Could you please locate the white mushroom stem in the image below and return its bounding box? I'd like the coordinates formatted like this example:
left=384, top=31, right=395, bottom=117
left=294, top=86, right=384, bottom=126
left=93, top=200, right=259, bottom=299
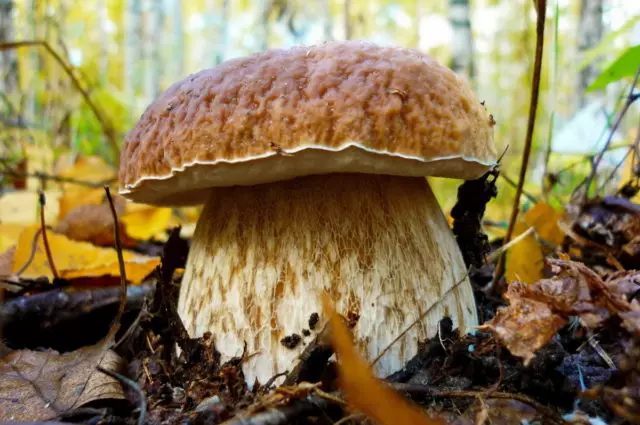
left=177, top=173, right=477, bottom=385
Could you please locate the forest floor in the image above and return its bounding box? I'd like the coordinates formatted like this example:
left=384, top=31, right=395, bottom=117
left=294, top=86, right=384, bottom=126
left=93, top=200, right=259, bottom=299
left=1, top=170, right=639, bottom=425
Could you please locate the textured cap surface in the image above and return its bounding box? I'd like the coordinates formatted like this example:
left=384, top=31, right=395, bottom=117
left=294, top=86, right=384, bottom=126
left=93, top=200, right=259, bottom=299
left=118, top=40, right=497, bottom=205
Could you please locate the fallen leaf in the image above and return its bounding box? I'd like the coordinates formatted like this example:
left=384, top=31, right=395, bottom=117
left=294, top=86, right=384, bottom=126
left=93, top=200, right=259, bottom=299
left=54, top=195, right=137, bottom=248
left=506, top=202, right=565, bottom=284
left=322, top=294, right=445, bottom=425
left=478, top=282, right=567, bottom=365
left=480, top=259, right=640, bottom=363
left=0, top=223, right=25, bottom=253
left=57, top=187, right=106, bottom=223
left=122, top=203, right=174, bottom=241
left=11, top=225, right=159, bottom=283
left=0, top=344, right=124, bottom=421
left=0, top=190, right=61, bottom=226
left=0, top=246, right=15, bottom=276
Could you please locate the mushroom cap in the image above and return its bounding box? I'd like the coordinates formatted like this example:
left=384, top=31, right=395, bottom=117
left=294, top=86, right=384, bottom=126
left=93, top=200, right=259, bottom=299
left=118, top=40, right=497, bottom=205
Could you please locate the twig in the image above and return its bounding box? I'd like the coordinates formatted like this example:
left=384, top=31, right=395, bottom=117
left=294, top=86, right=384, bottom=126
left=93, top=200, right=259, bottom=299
left=577, top=65, right=640, bottom=202
left=493, top=0, right=547, bottom=285
left=97, top=366, right=146, bottom=425
left=15, top=228, right=43, bottom=276
left=371, top=268, right=471, bottom=367
left=0, top=40, right=119, bottom=166
left=38, top=190, right=59, bottom=279
left=0, top=167, right=111, bottom=188
left=486, top=226, right=536, bottom=263
left=499, top=173, right=538, bottom=203
left=103, top=185, right=128, bottom=345
left=221, top=397, right=330, bottom=425
left=391, top=385, right=569, bottom=425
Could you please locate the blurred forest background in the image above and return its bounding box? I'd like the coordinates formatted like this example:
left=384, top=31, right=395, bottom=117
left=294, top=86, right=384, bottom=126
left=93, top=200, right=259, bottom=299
left=0, top=0, right=639, bottom=237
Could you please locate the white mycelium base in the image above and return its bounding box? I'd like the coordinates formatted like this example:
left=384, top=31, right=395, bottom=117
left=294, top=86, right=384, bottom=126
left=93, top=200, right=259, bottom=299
left=177, top=173, right=478, bottom=385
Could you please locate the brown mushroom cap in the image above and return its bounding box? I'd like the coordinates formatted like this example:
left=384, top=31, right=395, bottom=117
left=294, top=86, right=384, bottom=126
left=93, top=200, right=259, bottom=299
left=118, top=40, right=497, bottom=205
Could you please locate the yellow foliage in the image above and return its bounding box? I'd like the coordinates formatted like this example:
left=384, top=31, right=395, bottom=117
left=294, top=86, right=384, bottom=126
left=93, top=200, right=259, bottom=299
left=11, top=225, right=159, bottom=283
left=122, top=203, right=174, bottom=240
left=0, top=190, right=61, bottom=226
left=0, top=224, right=25, bottom=253
left=505, top=202, right=565, bottom=284
left=58, top=188, right=106, bottom=222
left=322, top=294, right=446, bottom=425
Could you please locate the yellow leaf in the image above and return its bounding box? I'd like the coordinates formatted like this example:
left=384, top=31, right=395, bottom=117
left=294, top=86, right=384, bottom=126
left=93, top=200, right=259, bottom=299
left=56, top=155, right=115, bottom=185
left=0, top=223, right=25, bottom=253
left=505, top=202, right=565, bottom=284
left=58, top=188, right=106, bottom=223
left=322, top=294, right=446, bottom=425
left=11, top=225, right=159, bottom=283
left=0, top=190, right=61, bottom=226
left=122, top=203, right=173, bottom=240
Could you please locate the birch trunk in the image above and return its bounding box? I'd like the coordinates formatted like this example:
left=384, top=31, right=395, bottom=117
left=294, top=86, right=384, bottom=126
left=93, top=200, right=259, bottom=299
left=144, top=0, right=165, bottom=101
left=0, top=0, right=18, bottom=96
left=320, top=0, right=332, bottom=41
left=448, top=0, right=474, bottom=80
left=577, top=0, right=604, bottom=108
left=166, top=0, right=184, bottom=79
left=124, top=0, right=142, bottom=96
left=206, top=0, right=229, bottom=66
left=344, top=0, right=352, bottom=40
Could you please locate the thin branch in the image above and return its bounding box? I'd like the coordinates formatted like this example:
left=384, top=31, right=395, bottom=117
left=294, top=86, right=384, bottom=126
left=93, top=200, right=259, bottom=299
left=103, top=185, right=128, bottom=345
left=499, top=173, right=538, bottom=203
left=38, top=190, right=58, bottom=279
left=0, top=40, right=119, bottom=166
left=392, top=385, right=569, bottom=425
left=0, top=168, right=112, bottom=188
left=493, top=0, right=547, bottom=285
left=575, top=65, right=640, bottom=202
left=97, top=366, right=146, bottom=425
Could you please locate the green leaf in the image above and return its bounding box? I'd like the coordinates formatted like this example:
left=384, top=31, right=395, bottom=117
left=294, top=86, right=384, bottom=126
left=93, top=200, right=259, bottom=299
left=586, top=45, right=640, bottom=92
left=578, top=15, right=640, bottom=70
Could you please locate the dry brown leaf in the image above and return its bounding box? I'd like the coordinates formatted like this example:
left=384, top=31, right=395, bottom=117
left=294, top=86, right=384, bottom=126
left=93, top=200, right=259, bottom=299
left=478, top=282, right=567, bottom=365
left=505, top=202, right=565, bottom=284
left=480, top=259, right=640, bottom=363
left=0, top=345, right=124, bottom=421
left=11, top=225, right=159, bottom=283
left=57, top=187, right=108, bottom=223
left=54, top=195, right=137, bottom=248
left=0, top=246, right=15, bottom=276
left=322, top=294, right=446, bottom=425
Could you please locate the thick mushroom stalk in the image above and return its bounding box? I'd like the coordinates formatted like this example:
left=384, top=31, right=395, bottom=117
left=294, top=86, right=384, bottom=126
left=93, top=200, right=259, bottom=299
left=177, top=172, right=477, bottom=385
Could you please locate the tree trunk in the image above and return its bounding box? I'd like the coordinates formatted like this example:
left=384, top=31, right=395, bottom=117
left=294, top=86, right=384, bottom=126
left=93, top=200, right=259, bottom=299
left=124, top=0, right=143, bottom=95
left=258, top=0, right=271, bottom=51
left=448, top=0, right=474, bottom=80
left=0, top=0, right=18, bottom=96
left=166, top=0, right=184, bottom=79
left=577, top=0, right=604, bottom=108
left=144, top=0, right=165, bottom=101
left=319, top=0, right=332, bottom=41
left=344, top=0, right=352, bottom=40
left=98, top=0, right=108, bottom=80
left=206, top=0, right=229, bottom=66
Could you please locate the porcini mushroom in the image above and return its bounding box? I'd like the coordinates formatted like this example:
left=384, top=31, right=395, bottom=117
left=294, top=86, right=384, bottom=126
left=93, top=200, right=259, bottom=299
left=118, top=41, right=497, bottom=385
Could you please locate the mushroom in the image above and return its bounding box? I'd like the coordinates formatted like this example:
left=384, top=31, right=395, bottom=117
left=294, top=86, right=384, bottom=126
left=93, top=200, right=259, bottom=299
left=118, top=41, right=497, bottom=385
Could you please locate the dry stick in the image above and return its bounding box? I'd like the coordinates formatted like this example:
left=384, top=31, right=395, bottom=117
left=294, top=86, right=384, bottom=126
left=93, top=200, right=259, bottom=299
left=0, top=168, right=112, bottom=188
left=103, top=185, right=128, bottom=345
left=38, top=190, right=59, bottom=279
left=97, top=366, right=146, bottom=425
left=578, top=66, right=640, bottom=202
left=0, top=40, right=119, bottom=166
left=392, top=385, right=569, bottom=425
left=493, top=0, right=547, bottom=286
